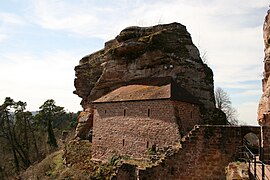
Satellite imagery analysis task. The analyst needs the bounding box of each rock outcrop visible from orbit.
[258,9,270,125]
[74,22,219,138]
[257,8,270,164]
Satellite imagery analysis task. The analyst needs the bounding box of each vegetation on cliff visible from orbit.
[0,97,78,179]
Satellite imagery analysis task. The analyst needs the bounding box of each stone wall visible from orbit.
[114,125,260,180]
[173,101,201,135]
[262,125,270,163]
[92,99,200,161]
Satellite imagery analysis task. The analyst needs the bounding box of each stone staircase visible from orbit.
[250,158,270,180]
[180,125,200,143]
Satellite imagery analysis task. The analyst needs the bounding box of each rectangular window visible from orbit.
[190,111,193,119]
[123,139,125,146]
[146,141,149,148]
[104,110,107,114]
[147,108,151,117]
[124,109,126,116]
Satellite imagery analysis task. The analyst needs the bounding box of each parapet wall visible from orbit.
[114,125,260,180]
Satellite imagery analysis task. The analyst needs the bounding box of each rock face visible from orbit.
[258,9,270,125]
[258,9,270,162]
[74,22,218,138]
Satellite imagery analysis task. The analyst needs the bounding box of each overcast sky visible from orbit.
[0,0,269,125]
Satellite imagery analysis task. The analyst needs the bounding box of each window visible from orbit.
[104,110,107,114]
[124,109,126,116]
[123,139,125,146]
[146,141,149,148]
[147,108,151,117]
[190,111,193,119]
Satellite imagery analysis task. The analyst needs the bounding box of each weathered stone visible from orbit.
[92,99,200,161]
[258,9,270,125]
[74,23,215,108]
[225,162,249,180]
[257,8,270,162]
[74,22,218,139]
[113,126,259,180]
[74,108,93,139]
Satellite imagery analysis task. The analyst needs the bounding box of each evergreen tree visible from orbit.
[38,99,65,147]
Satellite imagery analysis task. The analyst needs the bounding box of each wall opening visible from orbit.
[148,108,151,117]
[104,110,107,114]
[171,167,175,175]
[243,132,259,154]
[146,141,149,148]
[123,139,125,146]
[190,111,193,119]
[124,109,126,116]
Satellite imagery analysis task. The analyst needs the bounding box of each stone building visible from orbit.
[91,77,201,160]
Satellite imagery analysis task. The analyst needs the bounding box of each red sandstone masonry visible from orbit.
[262,125,270,163]
[114,125,260,180]
[92,99,200,161]
[173,101,200,134]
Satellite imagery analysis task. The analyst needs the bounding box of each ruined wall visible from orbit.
[262,126,270,163]
[173,101,201,135]
[92,99,200,161]
[114,125,260,180]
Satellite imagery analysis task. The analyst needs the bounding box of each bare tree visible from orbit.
[214,87,238,125]
[201,50,208,64]
[196,37,208,64]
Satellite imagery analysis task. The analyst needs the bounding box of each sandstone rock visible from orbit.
[74,108,93,139]
[225,162,249,180]
[74,22,219,139]
[258,9,270,125]
[74,22,215,109]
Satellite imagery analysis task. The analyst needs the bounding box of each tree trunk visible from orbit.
[47,118,57,147]
[27,119,40,160]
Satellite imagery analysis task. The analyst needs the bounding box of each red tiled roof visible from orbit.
[93,77,201,105]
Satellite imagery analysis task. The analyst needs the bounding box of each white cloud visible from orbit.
[0,12,26,42]
[238,102,259,125]
[0,51,82,112]
[238,90,262,97]
[0,30,8,42]
[0,12,26,25]
[216,82,260,90]
[0,0,268,121]
[26,0,129,39]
